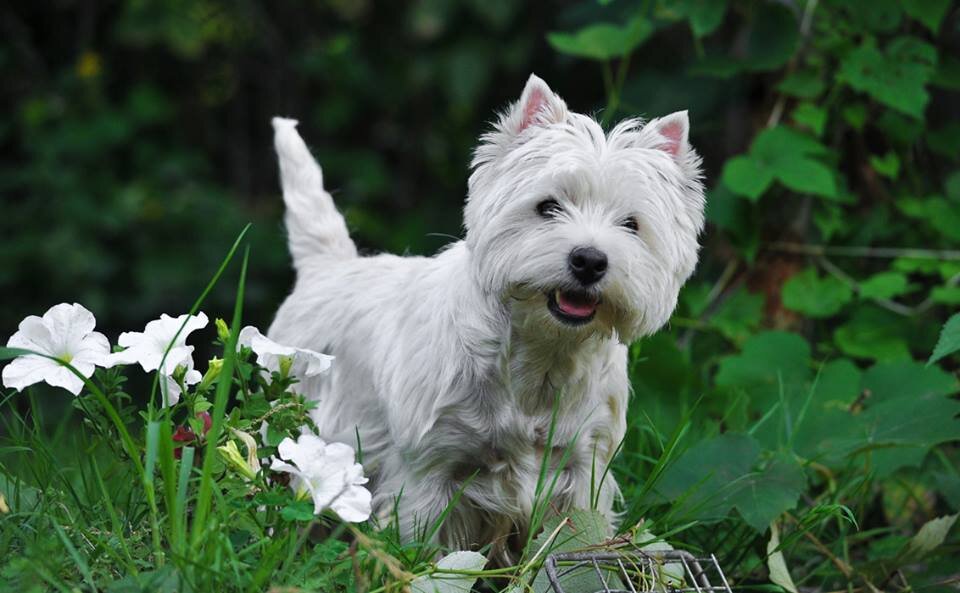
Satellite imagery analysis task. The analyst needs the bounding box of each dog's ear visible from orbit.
[646,111,691,159]
[500,74,568,137]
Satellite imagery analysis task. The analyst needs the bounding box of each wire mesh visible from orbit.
[543,548,732,593]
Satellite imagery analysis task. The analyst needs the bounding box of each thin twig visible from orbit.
[816,257,915,316]
[769,242,960,261]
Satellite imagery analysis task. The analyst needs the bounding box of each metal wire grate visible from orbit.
[543,548,732,593]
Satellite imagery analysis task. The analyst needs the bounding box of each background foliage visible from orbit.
[2,0,960,591]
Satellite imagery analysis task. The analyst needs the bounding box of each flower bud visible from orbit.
[198,357,223,390]
[279,355,293,379]
[217,440,257,482]
[215,318,230,342]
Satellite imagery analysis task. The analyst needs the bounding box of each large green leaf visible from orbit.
[838,37,938,119]
[547,16,653,61]
[834,306,912,361]
[653,433,760,519]
[782,268,853,318]
[901,0,952,32]
[725,126,838,200]
[529,509,614,593]
[721,156,773,201]
[715,332,811,403]
[862,360,958,405]
[929,313,960,365]
[791,360,864,462]
[774,157,838,197]
[728,454,806,530]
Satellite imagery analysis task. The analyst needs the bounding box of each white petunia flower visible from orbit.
[270,433,371,522]
[2,303,111,395]
[237,326,333,379]
[107,312,208,375]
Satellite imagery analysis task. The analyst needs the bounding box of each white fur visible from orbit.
[268,75,705,561]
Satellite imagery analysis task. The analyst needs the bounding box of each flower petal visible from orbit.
[1,355,58,392]
[330,483,373,523]
[7,316,54,353]
[41,364,87,395]
[43,303,96,349]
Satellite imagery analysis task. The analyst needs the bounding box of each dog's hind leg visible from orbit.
[272,117,357,265]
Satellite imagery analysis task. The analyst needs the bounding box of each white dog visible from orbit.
[268,74,704,559]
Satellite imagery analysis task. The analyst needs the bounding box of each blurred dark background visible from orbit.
[0,0,746,338]
[1,0,957,355]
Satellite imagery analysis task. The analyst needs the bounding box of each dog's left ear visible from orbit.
[499,74,569,137]
[647,111,690,159]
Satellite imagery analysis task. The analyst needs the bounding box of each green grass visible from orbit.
[1,230,958,593]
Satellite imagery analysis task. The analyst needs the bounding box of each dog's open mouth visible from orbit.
[546,289,600,325]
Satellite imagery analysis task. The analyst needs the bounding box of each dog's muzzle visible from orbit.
[546,289,601,325]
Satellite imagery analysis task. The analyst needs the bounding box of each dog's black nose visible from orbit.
[568,247,608,285]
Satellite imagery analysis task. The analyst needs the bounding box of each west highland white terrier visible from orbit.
[268,74,705,560]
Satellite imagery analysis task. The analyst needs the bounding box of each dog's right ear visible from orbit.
[497,74,568,138]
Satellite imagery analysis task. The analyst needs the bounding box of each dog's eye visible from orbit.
[536,198,563,218]
[620,217,640,233]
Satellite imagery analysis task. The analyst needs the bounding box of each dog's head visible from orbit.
[464,75,705,343]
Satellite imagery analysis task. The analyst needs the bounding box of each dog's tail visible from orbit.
[272,117,357,265]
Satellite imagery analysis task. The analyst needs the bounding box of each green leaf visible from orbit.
[782,268,853,318]
[710,287,765,343]
[929,313,960,364]
[791,360,864,462]
[752,125,830,158]
[859,271,910,300]
[773,157,838,198]
[843,103,869,130]
[729,454,806,531]
[777,71,825,99]
[673,0,728,37]
[722,156,774,200]
[715,331,811,409]
[869,152,901,179]
[280,500,315,522]
[530,509,614,593]
[931,286,960,304]
[901,0,952,32]
[792,102,827,136]
[411,551,488,593]
[654,433,760,519]
[837,37,938,119]
[738,126,838,199]
[834,306,912,361]
[897,195,960,240]
[862,360,958,405]
[547,16,653,60]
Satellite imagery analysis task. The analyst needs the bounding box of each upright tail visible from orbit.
[272,117,357,266]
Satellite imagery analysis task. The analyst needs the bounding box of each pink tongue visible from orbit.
[557,293,597,318]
